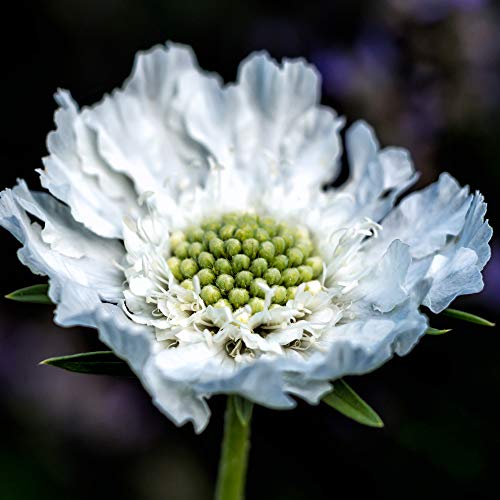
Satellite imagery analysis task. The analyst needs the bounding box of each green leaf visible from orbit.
[40,351,134,377]
[323,379,384,428]
[443,308,495,327]
[5,284,52,304]
[232,395,253,427]
[426,327,452,335]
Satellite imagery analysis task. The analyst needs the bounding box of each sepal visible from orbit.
[426,327,452,335]
[6,284,52,304]
[443,308,494,327]
[323,379,384,428]
[40,351,134,377]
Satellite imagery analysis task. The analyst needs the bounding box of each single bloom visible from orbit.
[0,42,492,432]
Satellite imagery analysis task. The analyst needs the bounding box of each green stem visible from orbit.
[215,395,253,500]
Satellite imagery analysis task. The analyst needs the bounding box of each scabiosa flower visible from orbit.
[0,42,492,433]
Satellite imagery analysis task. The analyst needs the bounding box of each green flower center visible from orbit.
[167,212,323,312]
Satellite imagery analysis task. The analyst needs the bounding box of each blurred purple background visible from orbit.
[1,1,499,499]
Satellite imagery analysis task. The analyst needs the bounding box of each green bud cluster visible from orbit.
[167,212,323,312]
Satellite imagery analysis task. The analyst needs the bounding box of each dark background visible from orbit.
[1,1,500,499]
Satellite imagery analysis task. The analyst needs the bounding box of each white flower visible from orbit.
[0,42,492,432]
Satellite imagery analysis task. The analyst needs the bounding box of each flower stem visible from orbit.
[215,395,253,500]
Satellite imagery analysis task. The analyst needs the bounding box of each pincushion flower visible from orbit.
[0,42,492,442]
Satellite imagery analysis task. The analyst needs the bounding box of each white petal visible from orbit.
[455,192,492,270]
[238,52,319,133]
[280,106,344,190]
[343,121,417,220]
[52,281,102,328]
[316,121,417,229]
[364,173,491,312]
[238,53,342,189]
[95,303,154,370]
[0,184,125,325]
[83,43,211,196]
[310,304,428,380]
[352,240,411,313]
[39,90,139,238]
[193,356,296,410]
[93,303,211,432]
[184,77,250,171]
[281,372,332,404]
[422,193,492,312]
[423,249,483,312]
[185,52,343,195]
[13,181,123,262]
[375,173,471,259]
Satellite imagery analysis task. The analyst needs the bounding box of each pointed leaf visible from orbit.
[443,308,495,327]
[40,351,134,377]
[323,379,384,428]
[426,327,452,335]
[5,284,52,304]
[232,395,253,427]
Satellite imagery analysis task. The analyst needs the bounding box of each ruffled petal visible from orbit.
[94,292,428,433]
[342,121,417,220]
[361,173,491,312]
[312,121,417,232]
[351,240,411,313]
[83,43,212,197]
[95,303,155,370]
[39,90,139,238]
[185,52,343,195]
[374,173,472,259]
[183,77,249,172]
[422,193,492,312]
[96,305,216,433]
[0,183,125,326]
[191,356,297,410]
[238,53,344,190]
[309,300,428,381]
[238,53,320,140]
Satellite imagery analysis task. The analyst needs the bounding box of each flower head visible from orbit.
[0,42,492,432]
